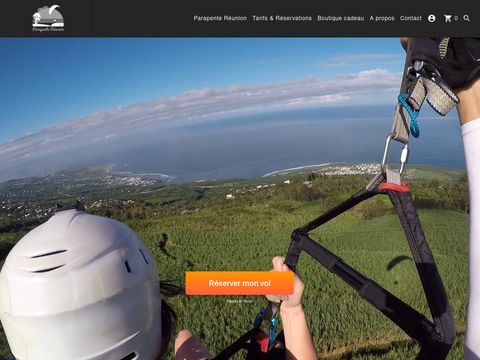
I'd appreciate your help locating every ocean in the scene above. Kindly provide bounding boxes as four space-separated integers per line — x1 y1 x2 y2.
107 105 465 183
0 105 465 183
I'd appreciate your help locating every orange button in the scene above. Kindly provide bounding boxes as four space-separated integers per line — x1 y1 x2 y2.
185 271 294 295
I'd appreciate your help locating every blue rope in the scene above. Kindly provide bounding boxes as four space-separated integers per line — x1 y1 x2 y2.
268 316 278 345
398 93 420 138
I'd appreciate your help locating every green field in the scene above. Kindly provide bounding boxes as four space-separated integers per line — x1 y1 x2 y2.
0 167 470 359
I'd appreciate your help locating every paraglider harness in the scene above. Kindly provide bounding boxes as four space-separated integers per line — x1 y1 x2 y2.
213 39 460 360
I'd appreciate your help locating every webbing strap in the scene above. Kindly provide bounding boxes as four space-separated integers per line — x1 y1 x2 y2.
385 167 401 185
289 232 441 346
213 328 285 360
212 303 284 360
409 76 459 116
391 103 412 143
391 39 415 143
391 76 458 143
391 40 459 143
213 328 262 360
386 190 456 357
213 183 455 359
283 185 455 360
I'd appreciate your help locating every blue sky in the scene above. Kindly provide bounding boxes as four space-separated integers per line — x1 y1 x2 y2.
0 38 405 143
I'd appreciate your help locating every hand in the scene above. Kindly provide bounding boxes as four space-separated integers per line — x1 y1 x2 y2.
266 256 304 311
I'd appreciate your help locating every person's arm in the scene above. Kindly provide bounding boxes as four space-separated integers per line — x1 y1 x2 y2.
457 79 480 124
267 256 318 360
280 305 317 360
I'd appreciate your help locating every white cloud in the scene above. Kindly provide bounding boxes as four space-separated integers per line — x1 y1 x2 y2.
0 68 400 166
333 53 402 62
315 53 404 68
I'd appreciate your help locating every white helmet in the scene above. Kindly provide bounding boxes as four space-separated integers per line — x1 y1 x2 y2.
0 210 162 360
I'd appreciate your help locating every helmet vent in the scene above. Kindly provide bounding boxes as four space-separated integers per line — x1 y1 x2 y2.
139 249 149 264
32 265 65 273
31 249 67 258
125 260 132 273
120 352 137 360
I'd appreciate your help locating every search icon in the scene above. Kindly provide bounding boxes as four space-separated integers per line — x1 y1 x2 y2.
464 14 470 21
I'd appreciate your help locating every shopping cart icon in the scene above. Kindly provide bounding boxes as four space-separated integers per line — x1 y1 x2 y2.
444 14 452 22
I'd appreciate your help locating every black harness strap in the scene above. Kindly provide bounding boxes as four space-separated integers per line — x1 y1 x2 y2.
213 328 285 360
213 178 455 360
283 181 455 359
213 328 262 360
287 232 439 346
212 38 459 360
385 189 456 358
295 187 377 235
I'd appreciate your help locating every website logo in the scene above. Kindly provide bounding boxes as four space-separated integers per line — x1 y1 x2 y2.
32 5 64 32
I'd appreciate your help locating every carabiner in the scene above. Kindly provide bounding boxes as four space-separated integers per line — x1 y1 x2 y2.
381 133 409 176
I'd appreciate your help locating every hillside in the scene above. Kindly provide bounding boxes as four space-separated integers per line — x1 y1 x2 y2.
0 163 469 359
